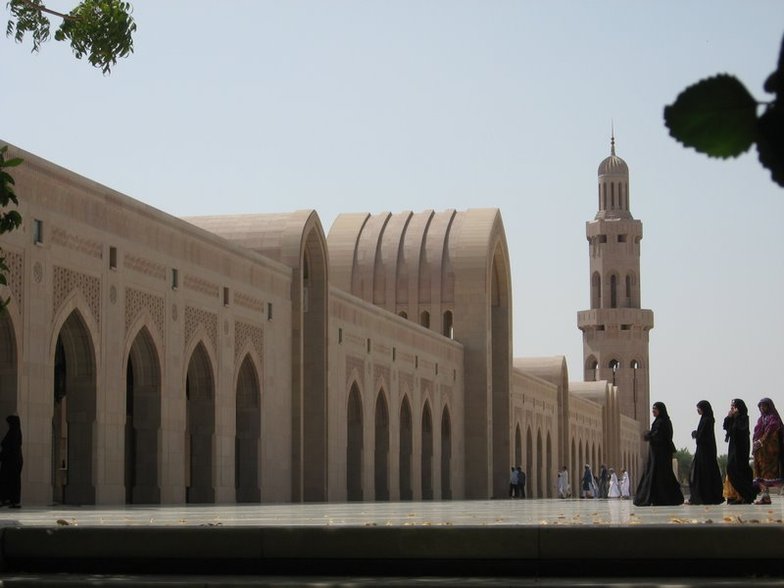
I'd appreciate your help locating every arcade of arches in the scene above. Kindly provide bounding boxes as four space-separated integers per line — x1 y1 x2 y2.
0 143 644 506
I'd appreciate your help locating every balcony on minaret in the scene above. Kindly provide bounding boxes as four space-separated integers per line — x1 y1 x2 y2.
577 308 654 334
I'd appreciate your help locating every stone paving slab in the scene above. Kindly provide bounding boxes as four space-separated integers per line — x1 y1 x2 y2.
0 496 781 528
0 498 781 581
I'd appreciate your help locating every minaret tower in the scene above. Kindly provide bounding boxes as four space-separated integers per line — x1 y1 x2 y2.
577 136 654 427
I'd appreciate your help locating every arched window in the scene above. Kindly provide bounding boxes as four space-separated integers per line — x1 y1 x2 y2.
608 359 619 385
398 311 408 320
420 311 430 329
625 274 632 307
610 274 618 308
442 310 453 339
591 272 601 309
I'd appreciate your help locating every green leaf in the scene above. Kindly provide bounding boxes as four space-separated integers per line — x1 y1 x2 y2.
1 158 23 168
664 74 758 158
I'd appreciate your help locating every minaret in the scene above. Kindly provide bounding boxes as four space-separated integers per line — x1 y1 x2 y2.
577 136 654 427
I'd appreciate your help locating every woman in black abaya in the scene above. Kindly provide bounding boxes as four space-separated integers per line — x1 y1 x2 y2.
633 402 684 506
0 415 23 508
687 400 724 504
722 399 756 504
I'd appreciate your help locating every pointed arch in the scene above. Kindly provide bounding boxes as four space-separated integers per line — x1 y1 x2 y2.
591 272 601 309
546 432 553 498
185 340 215 503
235 353 261 503
52 308 97 505
0 309 19 420
399 395 413 500
421 401 433 500
374 390 389 501
124 325 161 504
585 356 599 382
525 427 533 498
346 383 363 501
514 424 522 467
536 429 543 498
440 405 452 499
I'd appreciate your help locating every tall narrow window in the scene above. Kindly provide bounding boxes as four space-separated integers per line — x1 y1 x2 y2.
171 268 179 290
610 274 617 308
109 246 118 269
223 287 230 306
33 219 44 244
420 311 430 329
442 310 454 339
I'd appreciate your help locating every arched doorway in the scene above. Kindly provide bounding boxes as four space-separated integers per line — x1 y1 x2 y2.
53 310 96 505
125 326 161 504
546 432 553 498
399 396 412 500
0 310 18 419
185 342 215 503
514 425 522 467
421 402 433 500
525 427 533 498
346 384 363 501
235 354 261 503
374 391 389 501
441 407 452 499
536 429 543 498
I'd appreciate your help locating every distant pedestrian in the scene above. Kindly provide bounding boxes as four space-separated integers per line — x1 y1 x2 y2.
557 466 570 498
722 399 755 504
581 464 594 498
517 467 526 498
607 468 620 498
0 415 23 508
752 398 783 505
598 465 609 498
619 468 630 499
633 402 684 506
509 467 518 498
687 400 724 505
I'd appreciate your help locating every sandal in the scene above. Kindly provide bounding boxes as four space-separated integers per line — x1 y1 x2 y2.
754 496 771 505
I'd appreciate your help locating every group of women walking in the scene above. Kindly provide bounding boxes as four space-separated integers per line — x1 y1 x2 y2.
633 398 783 506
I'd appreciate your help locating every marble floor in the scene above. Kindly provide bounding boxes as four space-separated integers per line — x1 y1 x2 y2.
0 494 780 528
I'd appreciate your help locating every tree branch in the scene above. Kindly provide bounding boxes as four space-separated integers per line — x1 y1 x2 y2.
15 0 77 21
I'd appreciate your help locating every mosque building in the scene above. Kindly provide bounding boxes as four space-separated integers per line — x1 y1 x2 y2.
0 139 648 505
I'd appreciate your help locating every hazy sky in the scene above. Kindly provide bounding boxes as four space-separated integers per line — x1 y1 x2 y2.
3 1 783 453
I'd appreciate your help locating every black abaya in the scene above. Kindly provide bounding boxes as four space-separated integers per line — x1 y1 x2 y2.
688 403 724 504
723 410 756 504
634 405 684 506
0 415 22 506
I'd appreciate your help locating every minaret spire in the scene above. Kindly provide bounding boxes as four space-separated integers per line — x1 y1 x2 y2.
610 123 616 155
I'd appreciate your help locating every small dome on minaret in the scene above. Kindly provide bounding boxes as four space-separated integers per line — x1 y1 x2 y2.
598 135 629 176
595 134 632 220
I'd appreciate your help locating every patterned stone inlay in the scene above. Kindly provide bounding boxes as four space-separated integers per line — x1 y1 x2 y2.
234 321 263 364
51 226 102 259
346 355 365 393
373 364 391 393
125 287 165 342
234 291 264 313
185 305 217 352
1 249 23 311
124 254 167 280
184 274 219 299
53 266 101 328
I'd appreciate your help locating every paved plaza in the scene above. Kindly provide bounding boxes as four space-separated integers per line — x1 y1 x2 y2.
0 497 781 586
0 496 782 528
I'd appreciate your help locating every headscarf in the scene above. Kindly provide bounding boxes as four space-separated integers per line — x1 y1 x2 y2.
732 399 748 417
754 397 783 442
696 400 714 419
653 401 669 419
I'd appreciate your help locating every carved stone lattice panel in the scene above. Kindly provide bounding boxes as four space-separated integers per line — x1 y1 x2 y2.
51 227 102 259
373 364 390 394
1 250 23 312
125 287 165 343
346 355 365 393
234 321 263 364
124 254 167 280
184 306 217 353
53 266 101 328
234 291 264 313
184 274 219 299
398 372 414 400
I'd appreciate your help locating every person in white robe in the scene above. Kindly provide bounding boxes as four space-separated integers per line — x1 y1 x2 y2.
557 466 570 498
619 468 631 499
607 468 621 498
